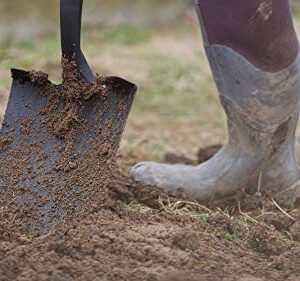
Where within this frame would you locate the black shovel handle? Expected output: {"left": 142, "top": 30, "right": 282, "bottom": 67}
{"left": 60, "top": 0, "right": 95, "bottom": 82}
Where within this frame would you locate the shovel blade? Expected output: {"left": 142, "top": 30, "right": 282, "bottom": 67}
{"left": 0, "top": 69, "right": 136, "bottom": 235}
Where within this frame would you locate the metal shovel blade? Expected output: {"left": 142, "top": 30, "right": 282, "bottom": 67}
{"left": 0, "top": 69, "right": 136, "bottom": 235}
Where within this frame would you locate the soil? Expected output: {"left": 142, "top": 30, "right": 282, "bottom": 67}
{"left": 165, "top": 144, "right": 222, "bottom": 165}
{"left": 0, "top": 64, "right": 300, "bottom": 281}
{"left": 0, "top": 167, "right": 300, "bottom": 281}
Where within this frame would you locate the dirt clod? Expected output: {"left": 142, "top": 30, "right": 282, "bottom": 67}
{"left": 0, "top": 135, "right": 12, "bottom": 150}
{"left": 165, "top": 144, "right": 222, "bottom": 166}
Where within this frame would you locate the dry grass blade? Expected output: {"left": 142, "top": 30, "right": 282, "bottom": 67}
{"left": 157, "top": 196, "right": 212, "bottom": 219}
{"left": 255, "top": 171, "right": 263, "bottom": 197}
{"left": 271, "top": 198, "right": 296, "bottom": 221}
{"left": 238, "top": 201, "right": 260, "bottom": 224}
{"left": 172, "top": 200, "right": 212, "bottom": 213}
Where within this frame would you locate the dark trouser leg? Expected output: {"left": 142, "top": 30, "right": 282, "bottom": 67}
{"left": 196, "top": 0, "right": 299, "bottom": 72}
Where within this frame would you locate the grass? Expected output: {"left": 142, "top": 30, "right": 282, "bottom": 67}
{"left": 138, "top": 194, "right": 299, "bottom": 245}
{"left": 100, "top": 25, "right": 150, "bottom": 45}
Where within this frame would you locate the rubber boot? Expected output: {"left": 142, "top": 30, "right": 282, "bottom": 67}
{"left": 130, "top": 2, "right": 300, "bottom": 203}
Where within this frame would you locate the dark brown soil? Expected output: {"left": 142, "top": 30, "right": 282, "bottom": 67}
{"left": 165, "top": 144, "right": 222, "bottom": 165}
{"left": 0, "top": 65, "right": 300, "bottom": 281}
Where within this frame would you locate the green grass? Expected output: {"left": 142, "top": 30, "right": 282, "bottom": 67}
{"left": 100, "top": 25, "right": 150, "bottom": 45}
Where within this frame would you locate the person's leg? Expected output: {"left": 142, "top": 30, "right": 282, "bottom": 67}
{"left": 131, "top": 0, "right": 300, "bottom": 203}
{"left": 198, "top": 0, "right": 298, "bottom": 72}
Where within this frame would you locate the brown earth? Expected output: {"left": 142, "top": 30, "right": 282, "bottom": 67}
{"left": 1, "top": 145, "right": 299, "bottom": 281}
{"left": 0, "top": 165, "right": 300, "bottom": 281}
{"left": 165, "top": 144, "right": 223, "bottom": 165}
{"left": 0, "top": 64, "right": 300, "bottom": 281}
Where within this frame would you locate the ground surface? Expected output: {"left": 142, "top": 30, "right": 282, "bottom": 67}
{"left": 1, "top": 160, "right": 300, "bottom": 281}
{"left": 0, "top": 6, "right": 300, "bottom": 281}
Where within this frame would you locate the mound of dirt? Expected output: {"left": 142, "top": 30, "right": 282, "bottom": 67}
{"left": 165, "top": 144, "right": 222, "bottom": 166}
{"left": 0, "top": 167, "right": 300, "bottom": 281}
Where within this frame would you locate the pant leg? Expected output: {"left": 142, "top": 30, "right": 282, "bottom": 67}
{"left": 195, "top": 0, "right": 299, "bottom": 72}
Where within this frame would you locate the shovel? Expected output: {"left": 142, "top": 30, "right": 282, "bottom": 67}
{"left": 0, "top": 0, "right": 136, "bottom": 235}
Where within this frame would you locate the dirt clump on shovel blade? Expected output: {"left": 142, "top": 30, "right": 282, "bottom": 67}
{"left": 0, "top": 58, "right": 135, "bottom": 235}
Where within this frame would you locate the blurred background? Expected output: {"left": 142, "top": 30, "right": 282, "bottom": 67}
{"left": 1, "top": 0, "right": 300, "bottom": 164}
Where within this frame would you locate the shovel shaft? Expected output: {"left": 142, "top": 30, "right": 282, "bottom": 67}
{"left": 60, "top": 0, "right": 82, "bottom": 60}
{"left": 60, "top": 0, "right": 95, "bottom": 82}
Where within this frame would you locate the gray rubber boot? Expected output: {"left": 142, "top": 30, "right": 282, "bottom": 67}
{"left": 130, "top": 11, "right": 300, "bottom": 204}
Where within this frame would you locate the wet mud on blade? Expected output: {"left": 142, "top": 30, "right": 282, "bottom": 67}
{"left": 0, "top": 69, "right": 136, "bottom": 235}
